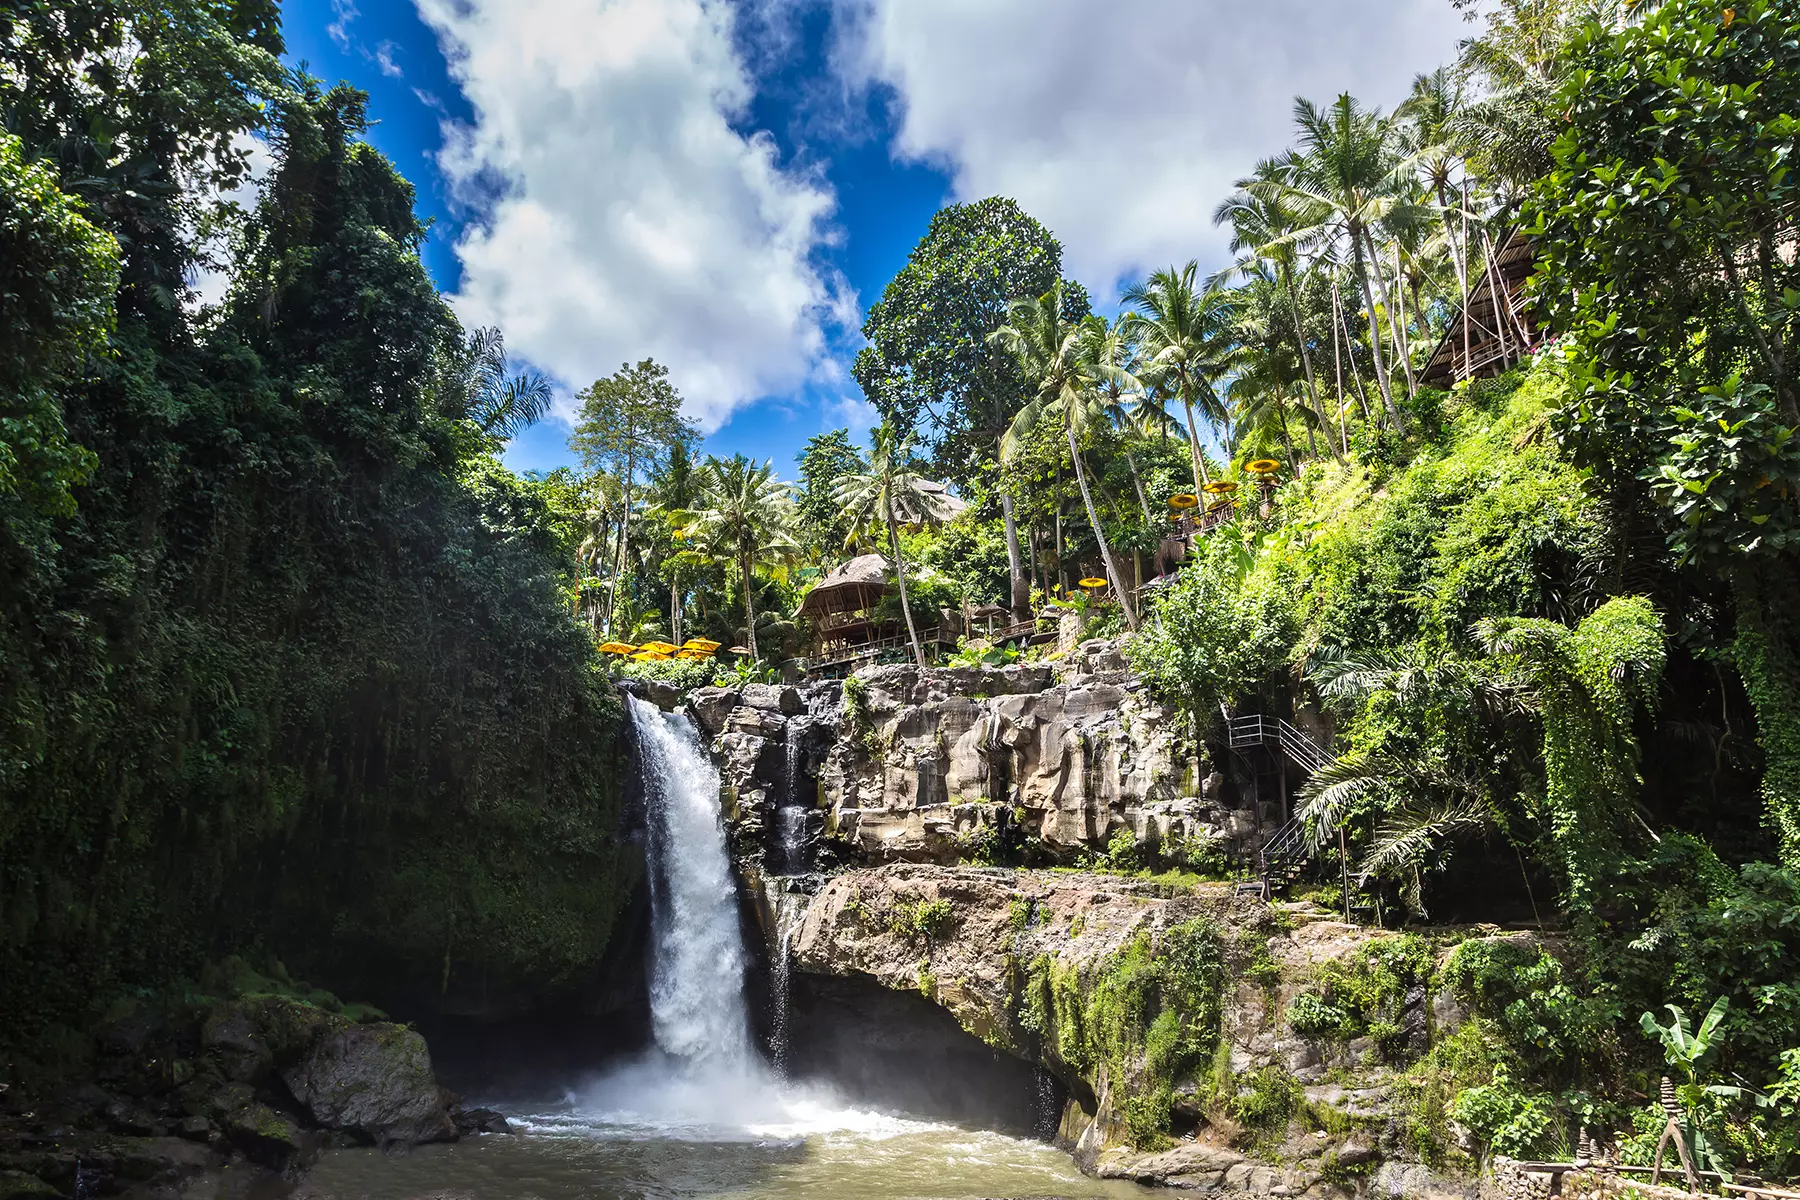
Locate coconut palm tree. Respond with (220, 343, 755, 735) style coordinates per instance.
(1121, 263, 1235, 494)
(426, 326, 555, 440)
(683, 455, 798, 665)
(1257, 94, 1416, 431)
(1214, 157, 1341, 460)
(989, 284, 1139, 632)
(1076, 313, 1155, 523)
(834, 425, 958, 669)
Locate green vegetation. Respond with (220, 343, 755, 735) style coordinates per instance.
(0, 8, 634, 1060)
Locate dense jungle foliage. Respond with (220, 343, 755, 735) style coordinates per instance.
(0, 2, 634, 1065)
(7, 0, 1800, 1182)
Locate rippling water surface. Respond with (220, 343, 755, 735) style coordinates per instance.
(299, 1069, 1155, 1200)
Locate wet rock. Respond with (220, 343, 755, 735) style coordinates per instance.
(221, 1103, 314, 1173)
(1093, 1141, 1246, 1189)
(687, 687, 741, 737)
(176, 1115, 214, 1142)
(282, 1024, 456, 1145)
(0, 1171, 58, 1199)
(451, 1106, 513, 1136)
(740, 683, 803, 714)
(200, 1006, 274, 1083)
(101, 1098, 160, 1136)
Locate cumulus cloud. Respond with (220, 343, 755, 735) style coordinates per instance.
(415, 0, 848, 432)
(841, 0, 1469, 294)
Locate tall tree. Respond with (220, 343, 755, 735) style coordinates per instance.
(1215, 160, 1341, 460)
(834, 426, 957, 668)
(991, 286, 1140, 631)
(1528, 0, 1800, 864)
(1122, 263, 1235, 493)
(796, 429, 867, 560)
(854, 197, 1069, 622)
(570, 359, 693, 633)
(1262, 94, 1414, 431)
(684, 455, 798, 665)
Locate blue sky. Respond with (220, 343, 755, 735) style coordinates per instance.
(277, 0, 1469, 479)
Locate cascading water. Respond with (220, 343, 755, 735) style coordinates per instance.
(632, 694, 753, 1070)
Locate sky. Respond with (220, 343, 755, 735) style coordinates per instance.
(278, 0, 1471, 477)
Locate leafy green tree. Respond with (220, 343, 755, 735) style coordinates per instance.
(796, 428, 866, 559)
(1527, 0, 1800, 863)
(570, 358, 694, 632)
(854, 197, 1069, 619)
(0, 134, 117, 533)
(990, 284, 1139, 630)
(0, 0, 285, 330)
(834, 425, 958, 668)
(684, 455, 798, 664)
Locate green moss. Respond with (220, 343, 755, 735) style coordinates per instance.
(889, 897, 956, 943)
(1282, 934, 1435, 1061)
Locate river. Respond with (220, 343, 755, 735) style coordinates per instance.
(300, 697, 1152, 1200)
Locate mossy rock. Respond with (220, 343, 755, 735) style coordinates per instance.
(0, 1170, 59, 1199)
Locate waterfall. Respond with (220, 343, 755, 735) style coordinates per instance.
(769, 925, 792, 1079)
(630, 695, 752, 1070)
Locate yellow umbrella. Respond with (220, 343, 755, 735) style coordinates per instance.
(1167, 492, 1200, 510)
(598, 642, 636, 655)
(1202, 480, 1239, 495)
(684, 638, 721, 652)
(642, 640, 679, 654)
(1247, 459, 1281, 476)
(1079, 577, 1108, 590)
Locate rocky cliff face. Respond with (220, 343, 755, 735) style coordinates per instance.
(779, 863, 1492, 1198)
(690, 643, 1263, 871)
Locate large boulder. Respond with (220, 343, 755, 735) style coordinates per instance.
(281, 1024, 456, 1145)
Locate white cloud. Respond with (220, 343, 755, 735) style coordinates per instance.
(415, 0, 848, 433)
(842, 0, 1469, 295)
(372, 40, 405, 78)
(326, 0, 357, 50)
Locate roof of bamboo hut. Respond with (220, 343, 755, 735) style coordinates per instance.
(795, 553, 893, 619)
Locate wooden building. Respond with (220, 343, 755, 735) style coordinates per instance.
(1420, 227, 1542, 390)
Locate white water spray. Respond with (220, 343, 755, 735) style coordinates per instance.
(632, 694, 753, 1069)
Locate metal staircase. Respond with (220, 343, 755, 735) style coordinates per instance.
(1223, 712, 1335, 899)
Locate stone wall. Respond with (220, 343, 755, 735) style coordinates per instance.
(689, 641, 1263, 871)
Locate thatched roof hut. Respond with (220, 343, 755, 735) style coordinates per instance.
(796, 553, 892, 620)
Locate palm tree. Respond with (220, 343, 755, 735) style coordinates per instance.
(684, 455, 798, 665)
(1076, 313, 1154, 523)
(426, 326, 555, 439)
(834, 425, 958, 669)
(1121, 263, 1234, 494)
(1259, 94, 1416, 431)
(989, 283, 1139, 632)
(1214, 157, 1341, 460)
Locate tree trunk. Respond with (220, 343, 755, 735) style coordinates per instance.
(1124, 444, 1152, 523)
(889, 495, 927, 669)
(1386, 239, 1418, 396)
(1284, 264, 1339, 460)
(1351, 235, 1406, 432)
(1179, 387, 1212, 491)
(742, 551, 759, 664)
(609, 445, 636, 633)
(1066, 425, 1138, 631)
(1001, 489, 1029, 622)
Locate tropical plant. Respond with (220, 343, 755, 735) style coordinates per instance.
(835, 425, 960, 668)
(682, 455, 799, 665)
(1122, 262, 1235, 492)
(990, 284, 1139, 630)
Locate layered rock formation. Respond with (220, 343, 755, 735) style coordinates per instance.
(780, 863, 1489, 1198)
(690, 644, 1263, 871)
